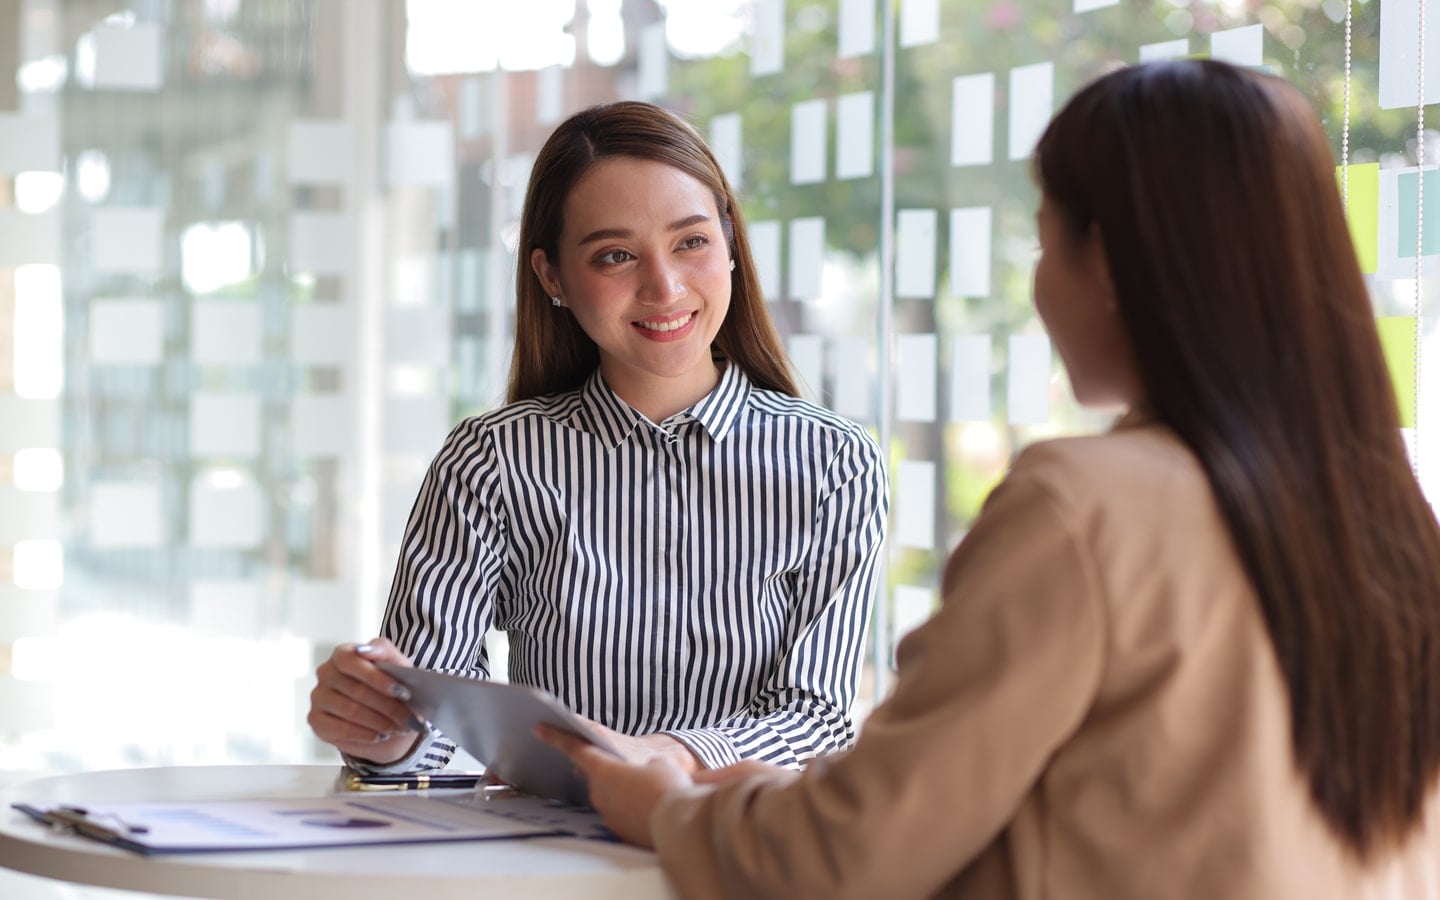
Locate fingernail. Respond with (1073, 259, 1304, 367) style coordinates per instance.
(375, 732, 391, 742)
(355, 643, 376, 655)
(390, 683, 411, 701)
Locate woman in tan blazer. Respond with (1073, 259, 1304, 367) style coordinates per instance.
(541, 60, 1440, 899)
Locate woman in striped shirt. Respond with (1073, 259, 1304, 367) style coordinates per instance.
(307, 101, 888, 775)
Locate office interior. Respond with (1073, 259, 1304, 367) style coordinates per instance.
(0, 0, 1436, 893)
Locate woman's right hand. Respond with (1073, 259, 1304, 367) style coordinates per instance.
(308, 638, 424, 765)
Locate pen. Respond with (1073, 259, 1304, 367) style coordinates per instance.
(344, 771, 486, 791)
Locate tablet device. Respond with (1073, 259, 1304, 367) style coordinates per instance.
(377, 663, 618, 806)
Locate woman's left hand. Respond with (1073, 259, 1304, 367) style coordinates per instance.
(537, 724, 692, 848)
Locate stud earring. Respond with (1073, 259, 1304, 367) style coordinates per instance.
(550, 296, 562, 307)
(728, 259, 736, 272)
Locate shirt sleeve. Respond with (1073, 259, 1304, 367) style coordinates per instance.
(650, 460, 1108, 899)
(346, 418, 510, 774)
(665, 425, 889, 770)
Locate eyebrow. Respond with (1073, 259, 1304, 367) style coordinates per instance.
(576, 213, 712, 246)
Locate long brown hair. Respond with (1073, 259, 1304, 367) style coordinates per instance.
(1035, 59, 1440, 857)
(507, 100, 798, 403)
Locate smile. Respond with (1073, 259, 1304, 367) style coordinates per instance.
(634, 313, 695, 333)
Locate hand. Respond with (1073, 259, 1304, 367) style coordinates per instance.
(577, 716, 704, 774)
(308, 638, 424, 766)
(537, 724, 691, 848)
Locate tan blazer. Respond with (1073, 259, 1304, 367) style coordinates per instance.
(651, 419, 1440, 899)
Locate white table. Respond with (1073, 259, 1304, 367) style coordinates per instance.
(0, 765, 674, 900)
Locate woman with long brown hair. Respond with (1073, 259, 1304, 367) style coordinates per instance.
(308, 102, 887, 778)
(543, 61, 1440, 898)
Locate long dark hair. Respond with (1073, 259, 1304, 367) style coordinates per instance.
(508, 100, 798, 402)
(1035, 59, 1440, 857)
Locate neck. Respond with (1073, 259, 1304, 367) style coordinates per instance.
(604, 361, 722, 422)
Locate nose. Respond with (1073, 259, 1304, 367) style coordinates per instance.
(637, 254, 686, 305)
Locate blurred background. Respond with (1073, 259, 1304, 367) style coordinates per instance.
(0, 0, 1435, 893)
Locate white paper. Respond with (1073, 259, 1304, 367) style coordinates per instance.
(1008, 62, 1053, 161)
(190, 476, 265, 548)
(839, 0, 876, 58)
(832, 336, 872, 422)
(638, 23, 668, 100)
(751, 0, 785, 76)
(92, 23, 163, 91)
(537, 65, 564, 124)
(1007, 334, 1051, 425)
(89, 299, 164, 365)
(787, 334, 824, 405)
(896, 334, 938, 422)
(0, 489, 59, 543)
(190, 393, 262, 458)
(385, 305, 451, 366)
(950, 207, 992, 298)
(900, 0, 940, 47)
(385, 121, 455, 188)
(1139, 39, 1189, 62)
(0, 114, 60, 173)
(836, 91, 875, 180)
(1379, 0, 1440, 109)
(92, 207, 164, 274)
(0, 210, 60, 266)
(949, 335, 992, 422)
(191, 580, 262, 639)
(288, 120, 353, 185)
(710, 113, 744, 189)
(951, 73, 995, 167)
(892, 585, 935, 644)
(291, 393, 352, 458)
(290, 211, 355, 276)
(896, 209, 938, 299)
(895, 460, 936, 550)
(749, 220, 782, 299)
(287, 579, 355, 642)
(193, 302, 263, 366)
(1210, 24, 1263, 67)
(91, 481, 165, 548)
(1074, 0, 1118, 11)
(791, 99, 828, 185)
(459, 76, 486, 139)
(290, 304, 354, 366)
(787, 217, 826, 302)
(385, 396, 450, 455)
(0, 397, 60, 452)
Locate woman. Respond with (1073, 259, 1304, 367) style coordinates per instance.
(307, 101, 888, 775)
(543, 61, 1440, 897)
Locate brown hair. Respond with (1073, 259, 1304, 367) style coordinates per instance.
(507, 100, 798, 402)
(1035, 59, 1440, 858)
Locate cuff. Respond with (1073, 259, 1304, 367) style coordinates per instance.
(342, 725, 453, 774)
(663, 727, 741, 770)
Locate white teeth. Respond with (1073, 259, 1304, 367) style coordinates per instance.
(636, 313, 693, 333)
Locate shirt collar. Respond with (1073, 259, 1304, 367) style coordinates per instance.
(569, 361, 752, 451)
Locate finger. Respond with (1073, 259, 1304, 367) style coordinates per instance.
(313, 666, 415, 735)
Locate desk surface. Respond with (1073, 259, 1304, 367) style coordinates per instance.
(0, 765, 674, 900)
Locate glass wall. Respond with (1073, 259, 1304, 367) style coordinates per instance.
(0, 0, 1434, 821)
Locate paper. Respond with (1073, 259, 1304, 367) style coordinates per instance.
(86, 299, 154, 365)
(0, 489, 59, 543)
(1377, 316, 1418, 428)
(1008, 62, 1053, 161)
(290, 304, 355, 366)
(791, 99, 828, 185)
(385, 305, 452, 366)
(459, 76, 487, 139)
(286, 579, 355, 642)
(788, 217, 826, 302)
(384, 397, 450, 455)
(92, 23, 163, 91)
(291, 394, 352, 458)
(751, 0, 785, 76)
(896, 209, 938, 299)
(836, 91, 875, 180)
(895, 460, 936, 550)
(892, 585, 935, 644)
(537, 65, 564, 125)
(949, 335, 992, 422)
(832, 336, 872, 421)
(90, 482, 164, 548)
(787, 334, 824, 404)
(0, 397, 60, 452)
(0, 113, 60, 173)
(951, 73, 995, 167)
(0, 210, 60, 266)
(749, 219, 782, 299)
(386, 121, 455, 188)
(190, 392, 262, 458)
(288, 121, 353, 185)
(1139, 39, 1189, 62)
(93, 207, 164, 274)
(900, 0, 940, 47)
(839, 0, 876, 58)
(1396, 169, 1440, 258)
(190, 477, 265, 548)
(710, 113, 744, 188)
(191, 580, 262, 638)
(1211, 24, 1263, 67)
(1074, 0, 1118, 11)
(193, 303, 263, 366)
(638, 23, 668, 99)
(950, 206, 992, 298)
(1336, 163, 1379, 273)
(1379, 0, 1440, 108)
(1007, 334, 1051, 425)
(291, 211, 355, 276)
(896, 334, 938, 422)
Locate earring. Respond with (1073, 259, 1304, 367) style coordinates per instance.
(728, 259, 736, 272)
(550, 296, 562, 307)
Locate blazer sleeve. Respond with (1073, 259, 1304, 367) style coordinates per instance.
(650, 462, 1107, 899)
(664, 426, 888, 769)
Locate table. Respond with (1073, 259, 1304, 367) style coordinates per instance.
(0, 765, 675, 900)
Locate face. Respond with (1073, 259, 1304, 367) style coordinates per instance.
(1033, 195, 1140, 409)
(531, 156, 732, 418)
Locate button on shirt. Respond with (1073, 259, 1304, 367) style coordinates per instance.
(369, 362, 888, 772)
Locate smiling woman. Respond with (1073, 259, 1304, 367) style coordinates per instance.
(306, 100, 889, 783)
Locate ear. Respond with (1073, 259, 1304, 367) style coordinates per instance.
(530, 248, 562, 298)
(1085, 222, 1118, 312)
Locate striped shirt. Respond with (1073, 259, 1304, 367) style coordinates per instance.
(368, 361, 888, 772)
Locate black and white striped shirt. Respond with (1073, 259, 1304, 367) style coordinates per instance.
(374, 361, 888, 772)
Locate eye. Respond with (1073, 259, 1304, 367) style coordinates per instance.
(677, 234, 710, 251)
(595, 249, 635, 265)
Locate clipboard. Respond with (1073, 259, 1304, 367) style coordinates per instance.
(378, 664, 620, 806)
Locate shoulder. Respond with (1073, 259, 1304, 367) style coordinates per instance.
(433, 391, 583, 461)
(745, 388, 881, 454)
(1008, 423, 1207, 509)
